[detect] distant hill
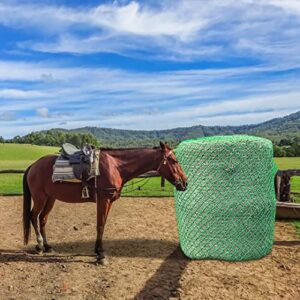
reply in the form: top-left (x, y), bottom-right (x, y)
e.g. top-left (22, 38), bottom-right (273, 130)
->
top-left (246, 111), bottom-right (300, 141)
top-left (46, 111), bottom-right (300, 147)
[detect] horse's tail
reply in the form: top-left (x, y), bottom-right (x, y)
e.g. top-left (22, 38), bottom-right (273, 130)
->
top-left (23, 166), bottom-right (32, 245)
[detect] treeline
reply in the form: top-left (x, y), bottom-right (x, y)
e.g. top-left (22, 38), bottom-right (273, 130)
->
top-left (0, 132), bottom-right (179, 149)
top-left (273, 137), bottom-right (300, 157)
top-left (1, 133), bottom-right (299, 156)
top-left (1, 131), bottom-right (99, 148)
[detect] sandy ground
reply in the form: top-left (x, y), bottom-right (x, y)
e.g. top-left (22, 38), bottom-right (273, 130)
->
top-left (0, 196), bottom-right (299, 300)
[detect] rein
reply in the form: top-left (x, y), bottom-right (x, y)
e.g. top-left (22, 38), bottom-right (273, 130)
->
top-left (97, 177), bottom-right (151, 195)
top-left (122, 177), bottom-right (151, 195)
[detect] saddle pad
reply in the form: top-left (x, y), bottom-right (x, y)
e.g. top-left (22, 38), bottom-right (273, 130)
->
top-left (52, 150), bottom-right (100, 183)
top-left (52, 158), bottom-right (79, 182)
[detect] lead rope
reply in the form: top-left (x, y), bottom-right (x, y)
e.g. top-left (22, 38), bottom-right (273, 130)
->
top-left (122, 151), bottom-right (171, 195)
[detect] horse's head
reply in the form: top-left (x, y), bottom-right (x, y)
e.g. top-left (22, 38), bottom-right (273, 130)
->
top-left (157, 142), bottom-right (188, 191)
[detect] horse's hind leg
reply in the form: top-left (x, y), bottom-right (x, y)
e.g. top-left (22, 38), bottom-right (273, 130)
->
top-left (31, 196), bottom-right (47, 254)
top-left (95, 198), bottom-right (113, 265)
top-left (39, 198), bottom-right (56, 253)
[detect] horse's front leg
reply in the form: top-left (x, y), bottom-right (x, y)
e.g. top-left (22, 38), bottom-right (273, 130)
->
top-left (95, 197), bottom-right (113, 265)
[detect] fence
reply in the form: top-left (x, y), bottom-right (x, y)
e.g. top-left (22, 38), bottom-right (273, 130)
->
top-left (1, 169), bottom-right (300, 219)
top-left (0, 169), bottom-right (166, 195)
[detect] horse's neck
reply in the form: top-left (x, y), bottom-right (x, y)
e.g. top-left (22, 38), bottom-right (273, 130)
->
top-left (109, 148), bottom-right (162, 184)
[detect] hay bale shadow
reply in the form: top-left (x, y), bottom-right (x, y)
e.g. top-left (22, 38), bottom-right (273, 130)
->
top-left (134, 246), bottom-right (189, 300)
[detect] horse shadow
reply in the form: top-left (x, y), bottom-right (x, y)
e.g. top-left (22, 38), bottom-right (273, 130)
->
top-left (0, 249), bottom-right (79, 264)
top-left (1, 239), bottom-right (190, 299)
top-left (51, 238), bottom-right (179, 258)
top-left (0, 240), bottom-right (189, 300)
top-left (0, 238), bottom-right (182, 262)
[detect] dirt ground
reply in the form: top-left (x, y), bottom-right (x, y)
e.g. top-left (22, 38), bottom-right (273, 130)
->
top-left (0, 196), bottom-right (299, 300)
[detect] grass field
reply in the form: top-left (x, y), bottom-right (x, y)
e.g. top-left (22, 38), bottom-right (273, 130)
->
top-left (0, 144), bottom-right (59, 194)
top-left (0, 143), bottom-right (300, 197)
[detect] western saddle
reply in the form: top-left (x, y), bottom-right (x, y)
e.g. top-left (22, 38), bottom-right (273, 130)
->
top-left (60, 143), bottom-right (99, 198)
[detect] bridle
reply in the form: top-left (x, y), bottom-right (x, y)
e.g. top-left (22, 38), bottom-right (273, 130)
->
top-left (156, 150), bottom-right (183, 187)
top-left (156, 150), bottom-right (174, 172)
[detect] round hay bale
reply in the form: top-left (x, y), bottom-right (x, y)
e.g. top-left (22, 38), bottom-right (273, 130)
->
top-left (174, 135), bottom-right (277, 261)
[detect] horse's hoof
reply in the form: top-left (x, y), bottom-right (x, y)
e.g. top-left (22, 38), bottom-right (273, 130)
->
top-left (35, 245), bottom-right (43, 255)
top-left (96, 257), bottom-right (109, 266)
top-left (44, 246), bottom-right (54, 253)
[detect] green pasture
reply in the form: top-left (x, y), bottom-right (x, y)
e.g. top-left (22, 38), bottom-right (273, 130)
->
top-left (0, 144), bottom-right (59, 195)
top-left (0, 143), bottom-right (60, 164)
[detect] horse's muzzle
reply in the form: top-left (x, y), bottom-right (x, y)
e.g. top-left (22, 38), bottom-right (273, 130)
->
top-left (175, 180), bottom-right (188, 191)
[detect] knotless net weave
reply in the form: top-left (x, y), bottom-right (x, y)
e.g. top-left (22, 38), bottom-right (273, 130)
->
top-left (174, 135), bottom-right (277, 261)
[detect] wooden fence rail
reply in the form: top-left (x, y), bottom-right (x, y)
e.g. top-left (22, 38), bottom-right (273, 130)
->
top-left (0, 170), bottom-right (24, 174)
top-left (0, 169), bottom-right (165, 188)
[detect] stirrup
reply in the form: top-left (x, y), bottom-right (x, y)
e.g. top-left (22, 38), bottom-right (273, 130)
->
top-left (82, 186), bottom-right (90, 198)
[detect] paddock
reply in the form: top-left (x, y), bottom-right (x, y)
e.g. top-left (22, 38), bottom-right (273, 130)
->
top-left (0, 196), bottom-right (299, 299)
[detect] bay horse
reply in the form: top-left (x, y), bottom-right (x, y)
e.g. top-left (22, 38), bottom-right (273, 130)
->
top-left (23, 142), bottom-right (187, 264)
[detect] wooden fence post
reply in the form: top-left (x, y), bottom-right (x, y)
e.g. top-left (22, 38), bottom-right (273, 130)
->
top-left (276, 169), bottom-right (300, 202)
top-left (161, 176), bottom-right (165, 190)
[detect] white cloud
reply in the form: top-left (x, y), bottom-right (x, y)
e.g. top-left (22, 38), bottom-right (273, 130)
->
top-left (0, 1), bottom-right (206, 39)
top-left (0, 111), bottom-right (14, 121)
top-left (36, 107), bottom-right (49, 118)
top-left (252, 0), bottom-right (300, 15)
top-left (91, 1), bottom-right (206, 39)
top-left (0, 1), bottom-right (299, 62)
top-left (0, 89), bottom-right (43, 98)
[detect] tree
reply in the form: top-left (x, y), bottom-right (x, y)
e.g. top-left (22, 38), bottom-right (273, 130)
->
top-left (285, 147), bottom-right (296, 157)
top-left (68, 133), bottom-right (82, 148)
top-left (278, 138), bottom-right (291, 146)
top-left (273, 145), bottom-right (286, 157)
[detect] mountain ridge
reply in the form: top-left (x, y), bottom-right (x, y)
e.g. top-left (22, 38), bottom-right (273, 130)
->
top-left (45, 110), bottom-right (300, 147)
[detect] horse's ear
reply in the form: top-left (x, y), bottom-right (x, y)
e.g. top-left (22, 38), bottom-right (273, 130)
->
top-left (160, 141), bottom-right (166, 150)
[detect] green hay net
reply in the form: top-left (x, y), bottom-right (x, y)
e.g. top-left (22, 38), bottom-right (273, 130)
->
top-left (174, 135), bottom-right (277, 261)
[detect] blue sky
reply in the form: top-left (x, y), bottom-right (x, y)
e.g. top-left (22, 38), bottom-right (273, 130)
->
top-left (0, 0), bottom-right (300, 138)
